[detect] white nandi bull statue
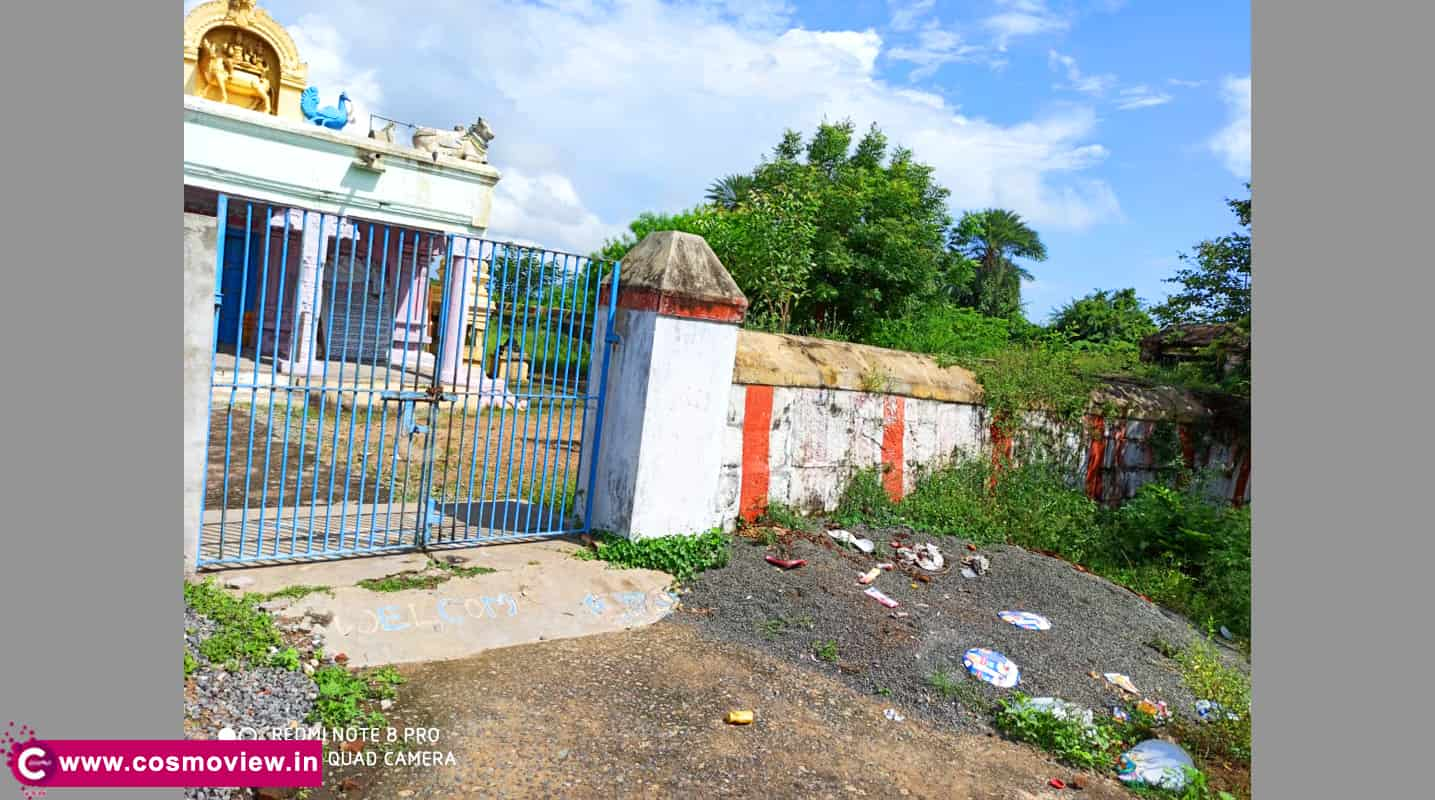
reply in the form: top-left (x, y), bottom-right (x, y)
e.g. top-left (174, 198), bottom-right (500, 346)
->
top-left (411, 118), bottom-right (495, 164)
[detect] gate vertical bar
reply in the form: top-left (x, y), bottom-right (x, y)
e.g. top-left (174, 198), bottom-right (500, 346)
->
top-left (581, 261), bottom-right (622, 533)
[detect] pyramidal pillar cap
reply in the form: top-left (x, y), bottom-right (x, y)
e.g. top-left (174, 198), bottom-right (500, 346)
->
top-left (599, 231), bottom-right (749, 324)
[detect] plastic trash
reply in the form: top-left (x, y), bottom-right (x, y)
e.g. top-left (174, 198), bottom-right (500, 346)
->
top-left (1014, 697), bottom-right (1094, 728)
top-left (724, 710), bottom-right (754, 725)
top-left (998, 611), bottom-right (1052, 631)
top-left (864, 587), bottom-right (900, 608)
top-left (895, 543), bottom-right (944, 571)
top-left (962, 648), bottom-right (1020, 688)
top-left (1103, 673), bottom-right (1140, 695)
top-left (1135, 699), bottom-right (1170, 721)
top-left (1219, 626), bottom-right (1234, 641)
top-left (828, 529), bottom-right (875, 554)
top-left (765, 555), bottom-right (806, 569)
top-left (858, 567), bottom-right (882, 585)
top-left (1195, 699), bottom-right (1240, 722)
top-left (961, 554), bottom-right (990, 575)
top-left (1117, 739), bottom-right (1195, 790)
top-left (960, 568), bottom-right (978, 579)
top-left (883, 708), bottom-right (905, 722)
top-left (1049, 778), bottom-right (1066, 789)
top-left (1111, 706), bottom-right (1130, 722)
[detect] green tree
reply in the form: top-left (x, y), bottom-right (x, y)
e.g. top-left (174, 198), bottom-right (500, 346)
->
top-left (1153, 185), bottom-right (1251, 328)
top-left (950, 209), bottom-right (1048, 320)
top-left (600, 121), bottom-right (960, 337)
top-left (704, 174), bottom-right (755, 211)
top-left (1050, 288), bottom-right (1157, 347)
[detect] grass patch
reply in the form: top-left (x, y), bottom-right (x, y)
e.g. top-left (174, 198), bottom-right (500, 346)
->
top-left (927, 668), bottom-right (991, 713)
top-left (184, 651), bottom-right (197, 678)
top-left (261, 585), bottom-right (333, 602)
top-left (812, 639), bottom-right (839, 663)
top-left (184, 579), bottom-right (298, 671)
top-left (431, 559), bottom-right (497, 578)
top-left (574, 529), bottom-right (730, 583)
top-left (757, 502), bottom-right (813, 532)
top-left (309, 664), bottom-right (406, 728)
top-left (1173, 636), bottom-right (1251, 764)
top-left (833, 468), bottom-right (896, 526)
top-left (357, 572), bottom-right (449, 593)
top-left (993, 694), bottom-right (1123, 771)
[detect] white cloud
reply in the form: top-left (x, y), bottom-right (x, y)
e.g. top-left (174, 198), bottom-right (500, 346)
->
top-left (1208, 75), bottom-right (1251, 178)
top-left (984, 0), bottom-right (1070, 50)
top-left (889, 0), bottom-right (936, 32)
top-left (252, 1), bottom-right (1123, 251)
top-left (489, 168), bottom-right (624, 251)
top-left (1116, 85), bottom-right (1172, 110)
top-left (888, 24), bottom-right (986, 80)
top-left (1048, 50), bottom-right (1116, 96)
top-left (1167, 78), bottom-right (1206, 88)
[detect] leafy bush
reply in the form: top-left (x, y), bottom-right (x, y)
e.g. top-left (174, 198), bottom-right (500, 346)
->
top-left (833, 455), bottom-right (1251, 642)
top-left (575, 529), bottom-right (731, 583)
top-left (1051, 288), bottom-right (1158, 347)
top-left (1174, 637), bottom-right (1251, 763)
top-left (833, 467), bottom-right (896, 526)
top-left (1112, 481), bottom-right (1252, 636)
top-left (866, 304), bottom-right (1012, 361)
top-left (184, 579), bottom-right (293, 671)
top-left (310, 665), bottom-right (401, 729)
top-left (994, 694), bottom-right (1124, 771)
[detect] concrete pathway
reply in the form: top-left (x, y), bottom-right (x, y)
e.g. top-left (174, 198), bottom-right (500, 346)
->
top-left (214, 540), bottom-right (676, 667)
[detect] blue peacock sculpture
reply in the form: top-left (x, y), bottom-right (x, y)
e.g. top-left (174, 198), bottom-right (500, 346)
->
top-left (300, 87), bottom-right (353, 130)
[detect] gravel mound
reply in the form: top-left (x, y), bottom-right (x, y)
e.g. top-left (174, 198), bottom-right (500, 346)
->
top-left (184, 600), bottom-right (319, 800)
top-left (669, 523), bottom-right (1247, 735)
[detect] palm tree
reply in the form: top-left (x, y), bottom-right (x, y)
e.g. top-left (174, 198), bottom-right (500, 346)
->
top-left (705, 174), bottom-right (755, 210)
top-left (950, 209), bottom-right (1048, 318)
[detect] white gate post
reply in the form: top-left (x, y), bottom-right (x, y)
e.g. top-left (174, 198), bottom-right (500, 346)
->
top-left (578, 232), bottom-right (749, 540)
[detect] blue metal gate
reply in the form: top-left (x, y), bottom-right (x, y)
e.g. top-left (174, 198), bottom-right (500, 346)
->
top-left (197, 194), bottom-right (620, 568)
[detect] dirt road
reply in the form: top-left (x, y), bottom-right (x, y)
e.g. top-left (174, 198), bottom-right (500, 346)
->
top-left (323, 623), bottom-right (1126, 800)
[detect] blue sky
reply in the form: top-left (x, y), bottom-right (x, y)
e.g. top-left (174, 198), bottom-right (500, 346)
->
top-left (190, 0), bottom-right (1250, 321)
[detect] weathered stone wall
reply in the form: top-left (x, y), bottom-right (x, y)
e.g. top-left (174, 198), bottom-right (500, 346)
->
top-left (723, 330), bottom-right (1251, 523)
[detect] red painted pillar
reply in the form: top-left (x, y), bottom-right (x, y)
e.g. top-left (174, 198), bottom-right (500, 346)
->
top-left (739, 385), bottom-right (774, 522)
top-left (881, 396), bottom-right (906, 502)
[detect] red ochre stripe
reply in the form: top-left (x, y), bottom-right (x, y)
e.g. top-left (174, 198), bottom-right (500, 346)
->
top-left (882, 396), bottom-right (905, 502)
top-left (1085, 414), bottom-right (1107, 501)
top-left (739, 385), bottom-right (774, 522)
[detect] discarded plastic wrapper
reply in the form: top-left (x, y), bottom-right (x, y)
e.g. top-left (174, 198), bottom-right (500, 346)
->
top-left (858, 567), bottom-right (882, 585)
top-left (961, 554), bottom-right (990, 575)
top-left (725, 710), bottom-right (754, 725)
top-left (960, 568), bottom-right (978, 579)
top-left (1015, 697), bottom-right (1094, 729)
top-left (1048, 779), bottom-right (1066, 789)
top-left (877, 563), bottom-right (895, 571)
top-left (963, 648), bottom-right (1020, 688)
top-left (1135, 699), bottom-right (1170, 720)
top-left (1118, 739), bottom-right (1194, 791)
top-left (829, 529), bottom-right (875, 554)
top-left (998, 610), bottom-right (1052, 631)
top-left (1111, 706), bottom-right (1130, 722)
top-left (883, 708), bottom-right (905, 722)
top-left (1195, 699), bottom-right (1241, 722)
top-left (765, 555), bottom-right (806, 570)
top-left (895, 542), bottom-right (944, 571)
top-left (1103, 673), bottom-right (1141, 695)
top-left (864, 587), bottom-right (900, 608)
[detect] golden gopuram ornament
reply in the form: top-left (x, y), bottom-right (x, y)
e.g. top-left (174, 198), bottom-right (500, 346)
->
top-left (183, 0), bottom-right (309, 120)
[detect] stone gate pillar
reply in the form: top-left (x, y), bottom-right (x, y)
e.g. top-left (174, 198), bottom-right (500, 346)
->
top-left (578, 231), bottom-right (749, 540)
